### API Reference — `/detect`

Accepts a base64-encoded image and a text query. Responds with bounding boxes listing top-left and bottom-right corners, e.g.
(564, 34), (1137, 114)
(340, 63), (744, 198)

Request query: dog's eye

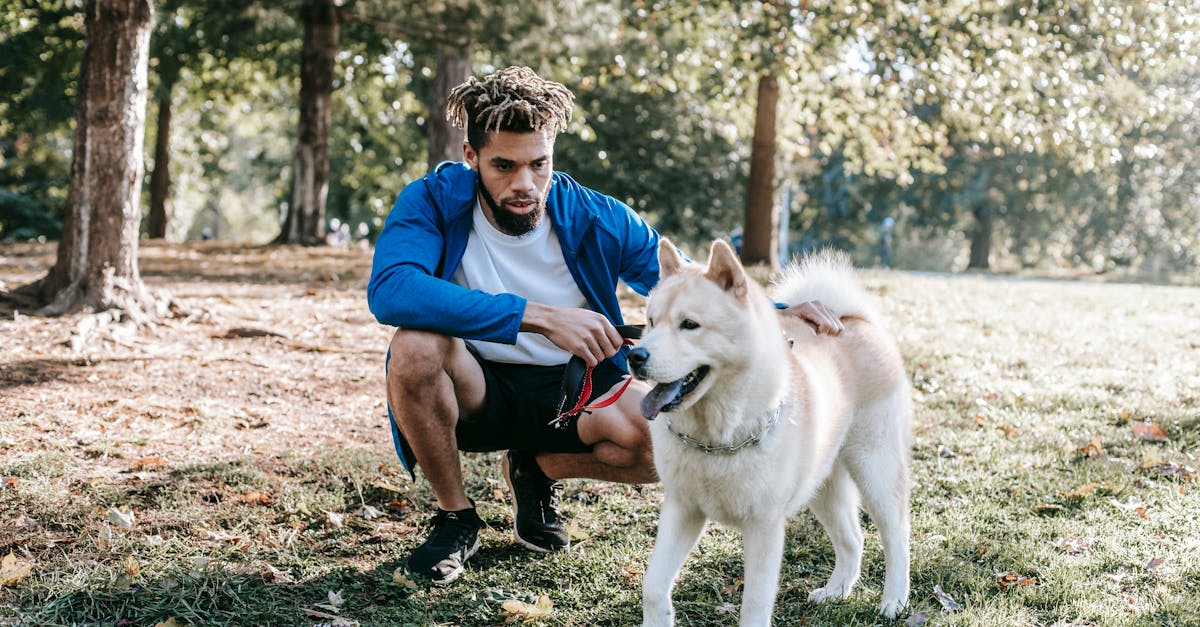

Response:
(680, 319), (700, 330)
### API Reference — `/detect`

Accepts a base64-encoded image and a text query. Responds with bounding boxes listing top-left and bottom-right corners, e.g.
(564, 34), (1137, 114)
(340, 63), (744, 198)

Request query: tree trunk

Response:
(427, 46), (472, 171)
(741, 72), (779, 267)
(278, 0), (338, 245)
(968, 202), (993, 270)
(19, 0), (155, 319)
(147, 81), (173, 239)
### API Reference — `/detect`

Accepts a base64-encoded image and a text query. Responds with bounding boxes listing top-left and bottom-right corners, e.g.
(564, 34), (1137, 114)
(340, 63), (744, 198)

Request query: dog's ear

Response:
(658, 238), (684, 277)
(705, 239), (748, 299)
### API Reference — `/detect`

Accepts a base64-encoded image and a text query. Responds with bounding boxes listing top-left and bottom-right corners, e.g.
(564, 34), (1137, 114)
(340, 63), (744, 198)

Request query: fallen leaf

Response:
(372, 480), (404, 493)
(2, 477), (18, 489)
(153, 619), (183, 627)
(236, 491), (272, 506)
(1140, 460), (1196, 481)
(933, 584), (963, 611)
(108, 507), (136, 529)
(355, 505), (383, 520)
(996, 571), (1037, 590)
(500, 594), (553, 624)
(1, 553), (34, 587)
(326, 511), (346, 528)
(937, 444), (957, 458)
(1001, 425), (1020, 438)
(721, 576), (744, 596)
(261, 563), (295, 584)
(326, 589), (344, 609)
(1146, 557), (1164, 571)
(1132, 422), (1169, 443)
(905, 611), (930, 626)
(132, 457), (166, 471)
(1076, 434), (1105, 457)
(392, 568), (419, 590)
(1053, 535), (1091, 555)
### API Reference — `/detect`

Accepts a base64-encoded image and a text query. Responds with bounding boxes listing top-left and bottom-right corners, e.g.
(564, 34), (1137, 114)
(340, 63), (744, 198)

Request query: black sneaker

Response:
(503, 450), (569, 552)
(404, 506), (483, 585)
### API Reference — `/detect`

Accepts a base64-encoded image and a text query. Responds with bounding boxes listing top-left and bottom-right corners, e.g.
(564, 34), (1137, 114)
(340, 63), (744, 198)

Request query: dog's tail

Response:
(772, 249), (880, 322)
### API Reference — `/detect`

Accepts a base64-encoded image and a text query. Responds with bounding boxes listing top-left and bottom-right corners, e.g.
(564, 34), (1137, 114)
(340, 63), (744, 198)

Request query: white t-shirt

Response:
(451, 201), (588, 365)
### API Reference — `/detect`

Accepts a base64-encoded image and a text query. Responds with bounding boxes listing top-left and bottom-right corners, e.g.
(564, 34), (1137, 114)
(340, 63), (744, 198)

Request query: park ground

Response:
(1, 241), (1199, 626)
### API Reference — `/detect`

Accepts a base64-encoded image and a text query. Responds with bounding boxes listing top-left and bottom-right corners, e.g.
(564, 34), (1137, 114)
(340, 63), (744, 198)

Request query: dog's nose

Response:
(627, 347), (649, 376)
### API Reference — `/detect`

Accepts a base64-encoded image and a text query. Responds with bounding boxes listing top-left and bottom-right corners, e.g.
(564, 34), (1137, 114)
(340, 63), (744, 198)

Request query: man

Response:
(368, 66), (842, 585)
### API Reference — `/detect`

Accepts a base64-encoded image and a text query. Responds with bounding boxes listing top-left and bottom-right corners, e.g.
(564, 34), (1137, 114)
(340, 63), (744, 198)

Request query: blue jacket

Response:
(368, 161), (662, 474)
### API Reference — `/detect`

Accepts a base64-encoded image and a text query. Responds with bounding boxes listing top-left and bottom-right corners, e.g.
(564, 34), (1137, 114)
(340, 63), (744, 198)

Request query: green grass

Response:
(3, 272), (1200, 626)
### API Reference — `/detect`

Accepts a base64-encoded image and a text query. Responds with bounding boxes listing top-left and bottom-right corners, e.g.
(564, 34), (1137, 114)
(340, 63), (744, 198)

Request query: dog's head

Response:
(630, 238), (758, 419)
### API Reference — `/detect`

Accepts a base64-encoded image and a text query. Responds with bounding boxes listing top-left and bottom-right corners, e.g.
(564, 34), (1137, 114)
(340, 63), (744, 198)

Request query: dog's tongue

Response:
(641, 379), (684, 420)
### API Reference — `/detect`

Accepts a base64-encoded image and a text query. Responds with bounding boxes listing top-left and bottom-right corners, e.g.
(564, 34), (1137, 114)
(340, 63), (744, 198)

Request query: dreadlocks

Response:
(446, 66), (575, 150)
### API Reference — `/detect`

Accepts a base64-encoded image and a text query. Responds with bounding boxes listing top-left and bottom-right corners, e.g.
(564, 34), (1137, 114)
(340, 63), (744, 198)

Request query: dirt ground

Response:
(1, 241), (396, 483)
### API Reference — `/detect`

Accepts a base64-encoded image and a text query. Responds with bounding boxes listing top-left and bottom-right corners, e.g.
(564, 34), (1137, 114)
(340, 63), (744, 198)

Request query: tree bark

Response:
(278, 0), (338, 245)
(968, 202), (994, 270)
(427, 46), (472, 171)
(742, 72), (779, 267)
(18, 0), (155, 319)
(147, 82), (173, 239)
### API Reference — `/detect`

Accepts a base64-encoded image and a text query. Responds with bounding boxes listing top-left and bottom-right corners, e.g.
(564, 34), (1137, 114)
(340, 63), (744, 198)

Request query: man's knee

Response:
(387, 329), (457, 387)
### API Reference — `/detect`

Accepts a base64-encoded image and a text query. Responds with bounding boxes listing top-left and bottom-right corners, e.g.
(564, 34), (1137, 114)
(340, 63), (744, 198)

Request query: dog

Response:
(629, 238), (912, 625)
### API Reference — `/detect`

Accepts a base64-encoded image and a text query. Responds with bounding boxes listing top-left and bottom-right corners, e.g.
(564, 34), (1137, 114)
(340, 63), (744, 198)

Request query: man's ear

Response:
(462, 142), (477, 169)
(658, 238), (684, 277)
(704, 239), (748, 299)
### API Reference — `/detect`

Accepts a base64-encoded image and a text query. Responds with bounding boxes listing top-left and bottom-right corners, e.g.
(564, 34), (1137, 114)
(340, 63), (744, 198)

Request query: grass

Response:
(3, 259), (1200, 626)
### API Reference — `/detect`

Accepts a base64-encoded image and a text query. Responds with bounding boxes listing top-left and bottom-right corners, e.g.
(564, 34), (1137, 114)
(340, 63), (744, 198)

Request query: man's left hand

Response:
(781, 300), (843, 336)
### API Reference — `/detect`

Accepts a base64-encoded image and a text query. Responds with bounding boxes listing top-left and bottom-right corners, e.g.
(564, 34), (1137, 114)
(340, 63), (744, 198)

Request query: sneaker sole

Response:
(407, 535), (481, 586)
(502, 454), (568, 554)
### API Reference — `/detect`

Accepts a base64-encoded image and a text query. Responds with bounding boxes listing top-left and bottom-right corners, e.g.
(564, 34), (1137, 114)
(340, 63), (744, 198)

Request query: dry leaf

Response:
(1, 553), (33, 587)
(500, 594), (553, 624)
(153, 619), (183, 627)
(933, 584), (963, 611)
(108, 507), (136, 529)
(392, 568), (419, 590)
(325, 511), (345, 528)
(261, 563), (295, 584)
(721, 576), (744, 596)
(1146, 557), (1164, 571)
(1053, 535), (1091, 555)
(237, 491), (272, 505)
(1132, 422), (1169, 443)
(132, 457), (166, 471)
(996, 571), (1037, 590)
(355, 505), (384, 520)
(905, 611), (930, 626)
(1001, 425), (1020, 438)
(2, 477), (18, 489)
(1076, 434), (1105, 457)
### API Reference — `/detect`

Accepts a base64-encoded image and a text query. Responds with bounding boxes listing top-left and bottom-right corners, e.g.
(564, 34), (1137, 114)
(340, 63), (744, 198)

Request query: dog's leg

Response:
(846, 425), (911, 619)
(739, 518), (786, 626)
(642, 497), (706, 627)
(806, 461), (864, 605)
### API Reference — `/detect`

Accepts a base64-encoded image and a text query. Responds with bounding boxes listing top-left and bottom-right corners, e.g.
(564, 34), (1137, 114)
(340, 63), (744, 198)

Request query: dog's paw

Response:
(879, 597), (906, 619)
(807, 585), (851, 604)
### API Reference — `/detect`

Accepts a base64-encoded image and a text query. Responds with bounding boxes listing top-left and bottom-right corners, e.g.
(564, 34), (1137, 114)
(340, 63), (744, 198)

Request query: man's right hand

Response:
(522, 302), (623, 367)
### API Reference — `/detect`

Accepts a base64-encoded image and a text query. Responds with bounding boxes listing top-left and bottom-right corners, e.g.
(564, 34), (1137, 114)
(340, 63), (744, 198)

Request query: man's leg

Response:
(535, 378), (658, 483)
(387, 329), (487, 583)
(387, 329), (486, 510)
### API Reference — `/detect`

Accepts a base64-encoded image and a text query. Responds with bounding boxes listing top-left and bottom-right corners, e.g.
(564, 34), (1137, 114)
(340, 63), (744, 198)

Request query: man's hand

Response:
(522, 302), (623, 367)
(781, 300), (843, 336)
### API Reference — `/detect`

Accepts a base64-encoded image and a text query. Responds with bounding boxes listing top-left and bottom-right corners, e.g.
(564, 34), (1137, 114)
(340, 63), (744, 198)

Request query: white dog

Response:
(630, 239), (912, 625)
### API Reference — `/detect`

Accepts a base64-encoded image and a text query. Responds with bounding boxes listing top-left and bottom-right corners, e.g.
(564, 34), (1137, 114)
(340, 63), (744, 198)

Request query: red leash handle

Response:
(552, 338), (636, 425)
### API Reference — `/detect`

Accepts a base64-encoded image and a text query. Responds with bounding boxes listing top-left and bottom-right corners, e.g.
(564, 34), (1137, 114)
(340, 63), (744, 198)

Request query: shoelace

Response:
(428, 511), (476, 547)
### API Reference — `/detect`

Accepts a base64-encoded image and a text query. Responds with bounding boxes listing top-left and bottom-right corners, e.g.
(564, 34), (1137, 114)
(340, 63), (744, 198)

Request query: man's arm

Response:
(521, 301), (623, 367)
(367, 177), (527, 343)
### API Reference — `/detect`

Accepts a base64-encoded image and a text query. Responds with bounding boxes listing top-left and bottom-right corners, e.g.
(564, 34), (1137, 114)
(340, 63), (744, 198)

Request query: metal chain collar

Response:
(665, 404), (783, 455)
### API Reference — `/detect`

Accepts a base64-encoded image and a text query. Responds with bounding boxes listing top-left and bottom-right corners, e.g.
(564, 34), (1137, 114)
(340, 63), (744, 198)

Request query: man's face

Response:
(464, 130), (554, 236)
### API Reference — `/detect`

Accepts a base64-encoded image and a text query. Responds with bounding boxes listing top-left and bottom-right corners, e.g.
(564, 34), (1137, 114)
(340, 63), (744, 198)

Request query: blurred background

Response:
(2, 0), (1197, 280)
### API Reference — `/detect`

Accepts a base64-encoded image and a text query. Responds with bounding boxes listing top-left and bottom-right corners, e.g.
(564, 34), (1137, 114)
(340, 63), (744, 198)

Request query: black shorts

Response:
(455, 350), (628, 454)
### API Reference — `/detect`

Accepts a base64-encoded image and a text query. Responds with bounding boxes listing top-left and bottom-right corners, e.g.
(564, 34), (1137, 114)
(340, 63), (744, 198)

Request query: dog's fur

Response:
(632, 239), (912, 626)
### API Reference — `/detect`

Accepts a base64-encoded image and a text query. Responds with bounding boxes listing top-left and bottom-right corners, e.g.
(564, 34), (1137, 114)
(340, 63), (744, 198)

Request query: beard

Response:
(477, 174), (544, 236)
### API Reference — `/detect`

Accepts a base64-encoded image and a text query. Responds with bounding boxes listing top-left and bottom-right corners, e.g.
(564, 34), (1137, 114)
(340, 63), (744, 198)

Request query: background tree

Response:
(17, 0), (158, 318)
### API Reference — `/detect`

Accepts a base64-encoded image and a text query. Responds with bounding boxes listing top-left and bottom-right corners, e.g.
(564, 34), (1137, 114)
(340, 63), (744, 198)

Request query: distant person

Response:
(367, 66), (842, 585)
(878, 216), (895, 269)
